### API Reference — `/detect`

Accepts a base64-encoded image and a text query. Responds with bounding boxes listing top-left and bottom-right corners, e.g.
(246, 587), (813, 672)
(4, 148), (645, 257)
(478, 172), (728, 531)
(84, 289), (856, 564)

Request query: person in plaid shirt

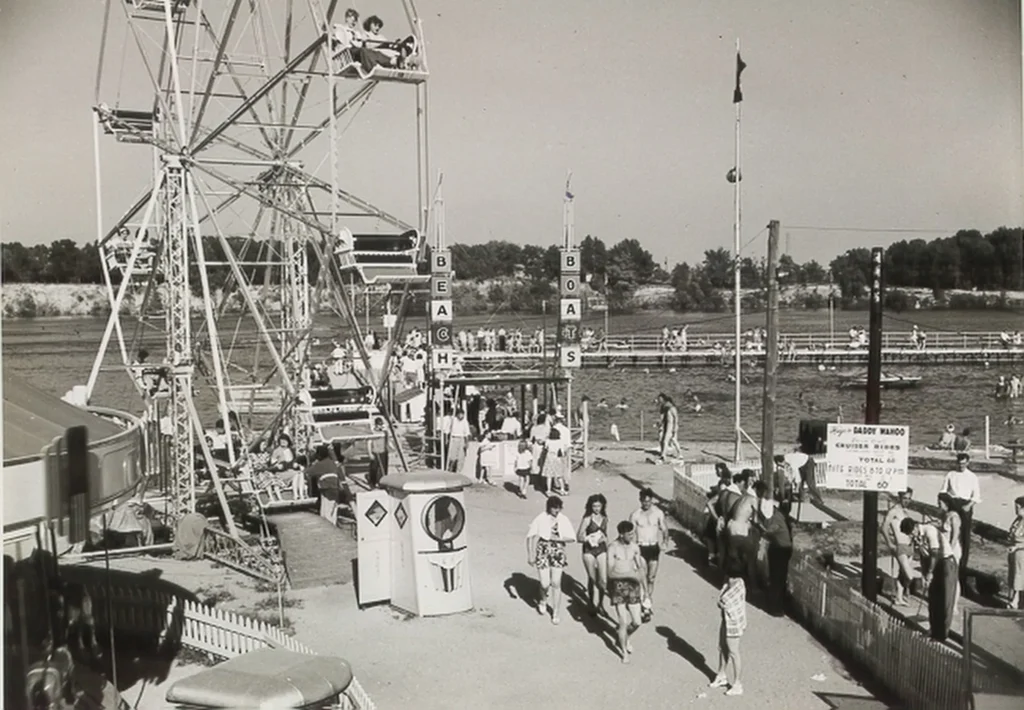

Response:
(710, 560), (747, 696)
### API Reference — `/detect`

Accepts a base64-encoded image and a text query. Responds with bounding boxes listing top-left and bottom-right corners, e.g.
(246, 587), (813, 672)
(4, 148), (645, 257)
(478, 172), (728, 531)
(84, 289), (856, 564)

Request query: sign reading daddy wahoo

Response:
(825, 423), (909, 492)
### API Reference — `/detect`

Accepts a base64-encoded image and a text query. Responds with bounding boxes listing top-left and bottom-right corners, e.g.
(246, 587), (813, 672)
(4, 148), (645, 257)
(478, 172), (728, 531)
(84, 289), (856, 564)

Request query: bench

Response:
(331, 46), (427, 84)
(226, 385), (288, 416)
(1005, 442), (1024, 463)
(299, 386), (380, 444)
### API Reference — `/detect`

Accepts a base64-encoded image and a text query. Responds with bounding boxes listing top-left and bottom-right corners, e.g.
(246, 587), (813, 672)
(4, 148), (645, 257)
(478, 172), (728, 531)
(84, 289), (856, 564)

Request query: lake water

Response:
(3, 311), (1022, 447)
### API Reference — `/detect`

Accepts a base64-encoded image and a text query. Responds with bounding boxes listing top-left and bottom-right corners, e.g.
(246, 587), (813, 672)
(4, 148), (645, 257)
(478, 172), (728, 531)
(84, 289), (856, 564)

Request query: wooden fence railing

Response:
(77, 580), (377, 710)
(670, 470), (969, 710)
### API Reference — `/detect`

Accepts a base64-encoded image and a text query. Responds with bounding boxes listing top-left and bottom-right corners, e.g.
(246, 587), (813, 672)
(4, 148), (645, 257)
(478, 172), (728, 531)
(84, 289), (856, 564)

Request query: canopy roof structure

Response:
(2, 372), (123, 462)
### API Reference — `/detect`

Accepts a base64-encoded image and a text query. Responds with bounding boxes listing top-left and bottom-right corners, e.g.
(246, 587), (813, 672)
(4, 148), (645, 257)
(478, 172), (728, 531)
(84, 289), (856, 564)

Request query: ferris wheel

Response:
(85, 0), (431, 525)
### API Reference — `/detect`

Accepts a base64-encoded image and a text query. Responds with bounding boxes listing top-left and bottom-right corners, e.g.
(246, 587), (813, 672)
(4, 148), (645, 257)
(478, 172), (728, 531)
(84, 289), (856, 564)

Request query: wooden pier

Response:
(450, 331), (1024, 370)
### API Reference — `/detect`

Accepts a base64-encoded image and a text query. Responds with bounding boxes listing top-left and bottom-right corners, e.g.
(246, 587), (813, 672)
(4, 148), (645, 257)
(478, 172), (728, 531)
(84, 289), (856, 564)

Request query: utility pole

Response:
(861, 247), (884, 601)
(760, 220), (781, 492)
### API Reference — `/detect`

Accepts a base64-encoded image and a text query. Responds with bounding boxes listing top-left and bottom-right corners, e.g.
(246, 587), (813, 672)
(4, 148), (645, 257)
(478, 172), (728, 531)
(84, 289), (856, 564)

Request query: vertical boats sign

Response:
(824, 424), (909, 492)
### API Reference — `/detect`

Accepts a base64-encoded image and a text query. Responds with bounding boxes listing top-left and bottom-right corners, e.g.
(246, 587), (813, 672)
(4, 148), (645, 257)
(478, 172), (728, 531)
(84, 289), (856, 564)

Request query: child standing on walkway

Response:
(710, 561), (747, 696)
(514, 439), (533, 499)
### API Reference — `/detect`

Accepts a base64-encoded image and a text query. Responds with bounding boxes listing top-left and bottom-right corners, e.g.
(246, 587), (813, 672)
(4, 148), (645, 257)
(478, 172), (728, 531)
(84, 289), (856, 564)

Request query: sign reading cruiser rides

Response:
(824, 423), (910, 492)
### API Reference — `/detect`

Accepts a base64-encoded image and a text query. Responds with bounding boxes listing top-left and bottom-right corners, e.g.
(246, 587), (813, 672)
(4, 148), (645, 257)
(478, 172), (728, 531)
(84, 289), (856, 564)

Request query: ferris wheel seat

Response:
(97, 106), (158, 143)
(332, 47), (427, 84)
(225, 384), (288, 415)
(335, 229), (425, 285)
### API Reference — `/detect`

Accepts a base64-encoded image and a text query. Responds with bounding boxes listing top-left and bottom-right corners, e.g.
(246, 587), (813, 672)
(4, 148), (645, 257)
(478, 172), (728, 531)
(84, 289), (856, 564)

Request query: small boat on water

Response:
(838, 372), (922, 390)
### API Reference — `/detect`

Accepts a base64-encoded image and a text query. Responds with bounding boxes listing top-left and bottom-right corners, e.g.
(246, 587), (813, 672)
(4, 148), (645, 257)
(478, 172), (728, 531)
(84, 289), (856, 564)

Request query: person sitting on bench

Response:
(358, 15), (418, 74)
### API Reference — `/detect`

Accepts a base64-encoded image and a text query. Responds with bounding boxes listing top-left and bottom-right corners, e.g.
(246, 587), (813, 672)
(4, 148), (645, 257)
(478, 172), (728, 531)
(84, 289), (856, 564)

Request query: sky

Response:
(0, 0), (1021, 268)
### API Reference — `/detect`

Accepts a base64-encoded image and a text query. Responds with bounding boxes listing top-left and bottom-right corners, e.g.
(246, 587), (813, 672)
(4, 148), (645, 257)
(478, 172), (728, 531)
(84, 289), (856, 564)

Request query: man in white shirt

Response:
(902, 517), (956, 641)
(447, 410), (471, 473)
(942, 452), (980, 580)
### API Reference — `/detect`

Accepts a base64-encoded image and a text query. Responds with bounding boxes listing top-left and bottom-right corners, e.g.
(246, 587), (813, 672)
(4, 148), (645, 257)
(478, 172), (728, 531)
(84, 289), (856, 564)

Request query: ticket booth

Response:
(356, 471), (473, 617)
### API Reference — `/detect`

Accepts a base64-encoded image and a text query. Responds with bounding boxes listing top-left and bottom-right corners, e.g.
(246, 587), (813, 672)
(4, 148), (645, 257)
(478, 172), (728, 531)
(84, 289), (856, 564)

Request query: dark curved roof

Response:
(2, 371), (124, 462)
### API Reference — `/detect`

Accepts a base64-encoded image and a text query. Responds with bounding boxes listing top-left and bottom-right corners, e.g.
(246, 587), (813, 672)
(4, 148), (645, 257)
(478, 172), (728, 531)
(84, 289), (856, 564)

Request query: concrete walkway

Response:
(286, 455), (890, 710)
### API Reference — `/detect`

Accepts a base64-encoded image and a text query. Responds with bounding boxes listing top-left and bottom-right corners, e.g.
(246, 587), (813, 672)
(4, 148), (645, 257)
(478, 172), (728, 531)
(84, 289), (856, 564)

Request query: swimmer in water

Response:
(616, 399), (629, 410)
(597, 398), (609, 409)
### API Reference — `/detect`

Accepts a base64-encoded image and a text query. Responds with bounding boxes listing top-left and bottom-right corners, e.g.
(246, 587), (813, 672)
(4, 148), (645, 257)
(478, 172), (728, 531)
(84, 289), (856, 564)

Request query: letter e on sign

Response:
(561, 249), (581, 274)
(431, 276), (450, 298)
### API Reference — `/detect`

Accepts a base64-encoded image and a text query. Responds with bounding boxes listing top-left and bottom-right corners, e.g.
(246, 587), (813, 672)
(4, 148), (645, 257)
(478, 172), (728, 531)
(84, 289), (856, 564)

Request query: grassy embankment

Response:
(2, 281), (1022, 319)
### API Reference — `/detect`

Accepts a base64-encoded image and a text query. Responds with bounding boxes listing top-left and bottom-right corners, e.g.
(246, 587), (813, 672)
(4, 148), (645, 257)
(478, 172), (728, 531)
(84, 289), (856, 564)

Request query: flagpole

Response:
(733, 37), (743, 462)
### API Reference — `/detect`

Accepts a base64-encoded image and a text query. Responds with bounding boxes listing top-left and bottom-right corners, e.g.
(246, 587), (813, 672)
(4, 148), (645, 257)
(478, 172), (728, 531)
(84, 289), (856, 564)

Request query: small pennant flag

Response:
(565, 189), (574, 200)
(733, 52), (747, 103)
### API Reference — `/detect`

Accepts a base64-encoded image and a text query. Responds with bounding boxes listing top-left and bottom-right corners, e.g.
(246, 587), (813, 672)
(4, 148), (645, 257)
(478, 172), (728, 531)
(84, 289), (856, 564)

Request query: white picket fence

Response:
(83, 582), (376, 709)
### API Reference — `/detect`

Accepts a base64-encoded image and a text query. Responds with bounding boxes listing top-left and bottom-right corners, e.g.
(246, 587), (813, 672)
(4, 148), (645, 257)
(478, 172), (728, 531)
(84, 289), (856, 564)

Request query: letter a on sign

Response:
(560, 345), (582, 369)
(430, 300), (453, 322)
(559, 298), (581, 321)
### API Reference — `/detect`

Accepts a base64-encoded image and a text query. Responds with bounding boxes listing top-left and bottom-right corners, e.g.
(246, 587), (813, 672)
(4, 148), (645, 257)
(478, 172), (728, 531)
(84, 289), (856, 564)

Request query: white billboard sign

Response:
(825, 423), (909, 492)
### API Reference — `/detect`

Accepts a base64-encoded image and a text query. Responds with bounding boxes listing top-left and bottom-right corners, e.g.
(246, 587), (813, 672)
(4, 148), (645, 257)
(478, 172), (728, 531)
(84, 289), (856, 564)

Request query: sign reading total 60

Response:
(824, 424), (909, 492)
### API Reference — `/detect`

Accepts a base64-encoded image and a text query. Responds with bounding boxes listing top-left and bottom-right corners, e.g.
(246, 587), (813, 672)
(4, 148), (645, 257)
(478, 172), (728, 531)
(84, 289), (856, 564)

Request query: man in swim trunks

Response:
(629, 488), (669, 621)
(607, 520), (648, 663)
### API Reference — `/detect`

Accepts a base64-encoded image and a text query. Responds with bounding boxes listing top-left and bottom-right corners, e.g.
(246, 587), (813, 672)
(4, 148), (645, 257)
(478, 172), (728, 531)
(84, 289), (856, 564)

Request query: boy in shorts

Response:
(606, 520), (648, 663)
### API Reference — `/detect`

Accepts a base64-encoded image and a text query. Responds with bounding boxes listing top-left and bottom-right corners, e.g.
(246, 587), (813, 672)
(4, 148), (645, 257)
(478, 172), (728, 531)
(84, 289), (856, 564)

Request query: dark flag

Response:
(733, 52), (747, 103)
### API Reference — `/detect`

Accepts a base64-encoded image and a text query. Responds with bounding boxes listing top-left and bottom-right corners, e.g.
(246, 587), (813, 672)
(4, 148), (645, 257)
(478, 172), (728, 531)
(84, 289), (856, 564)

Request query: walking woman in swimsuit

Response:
(577, 494), (609, 616)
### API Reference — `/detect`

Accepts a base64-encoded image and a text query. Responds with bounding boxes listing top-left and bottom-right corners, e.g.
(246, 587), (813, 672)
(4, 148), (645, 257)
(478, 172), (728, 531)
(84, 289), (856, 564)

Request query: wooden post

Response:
(862, 247), (884, 602)
(760, 220), (781, 493)
(581, 398), (590, 468)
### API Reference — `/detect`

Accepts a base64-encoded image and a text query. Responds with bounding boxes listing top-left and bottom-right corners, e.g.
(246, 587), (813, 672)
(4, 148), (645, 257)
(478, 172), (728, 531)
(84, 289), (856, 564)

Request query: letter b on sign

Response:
(432, 249), (452, 274)
(561, 249), (580, 274)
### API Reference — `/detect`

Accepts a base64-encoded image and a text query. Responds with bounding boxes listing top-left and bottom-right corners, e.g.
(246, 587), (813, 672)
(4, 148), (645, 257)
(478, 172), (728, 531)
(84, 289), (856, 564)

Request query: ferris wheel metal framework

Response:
(87, 0), (431, 531)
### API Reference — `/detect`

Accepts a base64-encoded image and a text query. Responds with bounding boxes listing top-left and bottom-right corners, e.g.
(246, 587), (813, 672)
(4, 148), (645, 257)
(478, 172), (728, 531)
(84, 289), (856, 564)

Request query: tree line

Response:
(2, 227), (1020, 313)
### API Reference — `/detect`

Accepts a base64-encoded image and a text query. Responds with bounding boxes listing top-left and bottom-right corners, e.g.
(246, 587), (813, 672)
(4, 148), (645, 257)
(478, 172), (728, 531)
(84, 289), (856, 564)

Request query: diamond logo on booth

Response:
(365, 500), (388, 527)
(395, 502), (408, 529)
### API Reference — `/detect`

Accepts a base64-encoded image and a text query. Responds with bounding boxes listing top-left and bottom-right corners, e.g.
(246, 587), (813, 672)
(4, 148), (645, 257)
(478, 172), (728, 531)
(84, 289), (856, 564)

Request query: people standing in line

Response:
(753, 481), (792, 616)
(941, 452), (980, 582)
(656, 393), (682, 461)
(513, 439), (533, 499)
(726, 470), (759, 587)
(529, 412), (550, 480)
(542, 426), (567, 496)
(447, 409), (471, 474)
(576, 494), (609, 616)
(703, 464), (733, 566)
(881, 488), (915, 606)
(937, 493), (963, 617)
(629, 488), (669, 622)
(902, 517), (957, 642)
(1008, 496), (1024, 610)
(525, 496), (577, 625)
(710, 559), (747, 696)
(367, 417), (388, 488)
(715, 467), (742, 568)
(551, 414), (573, 494)
(606, 520), (648, 664)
